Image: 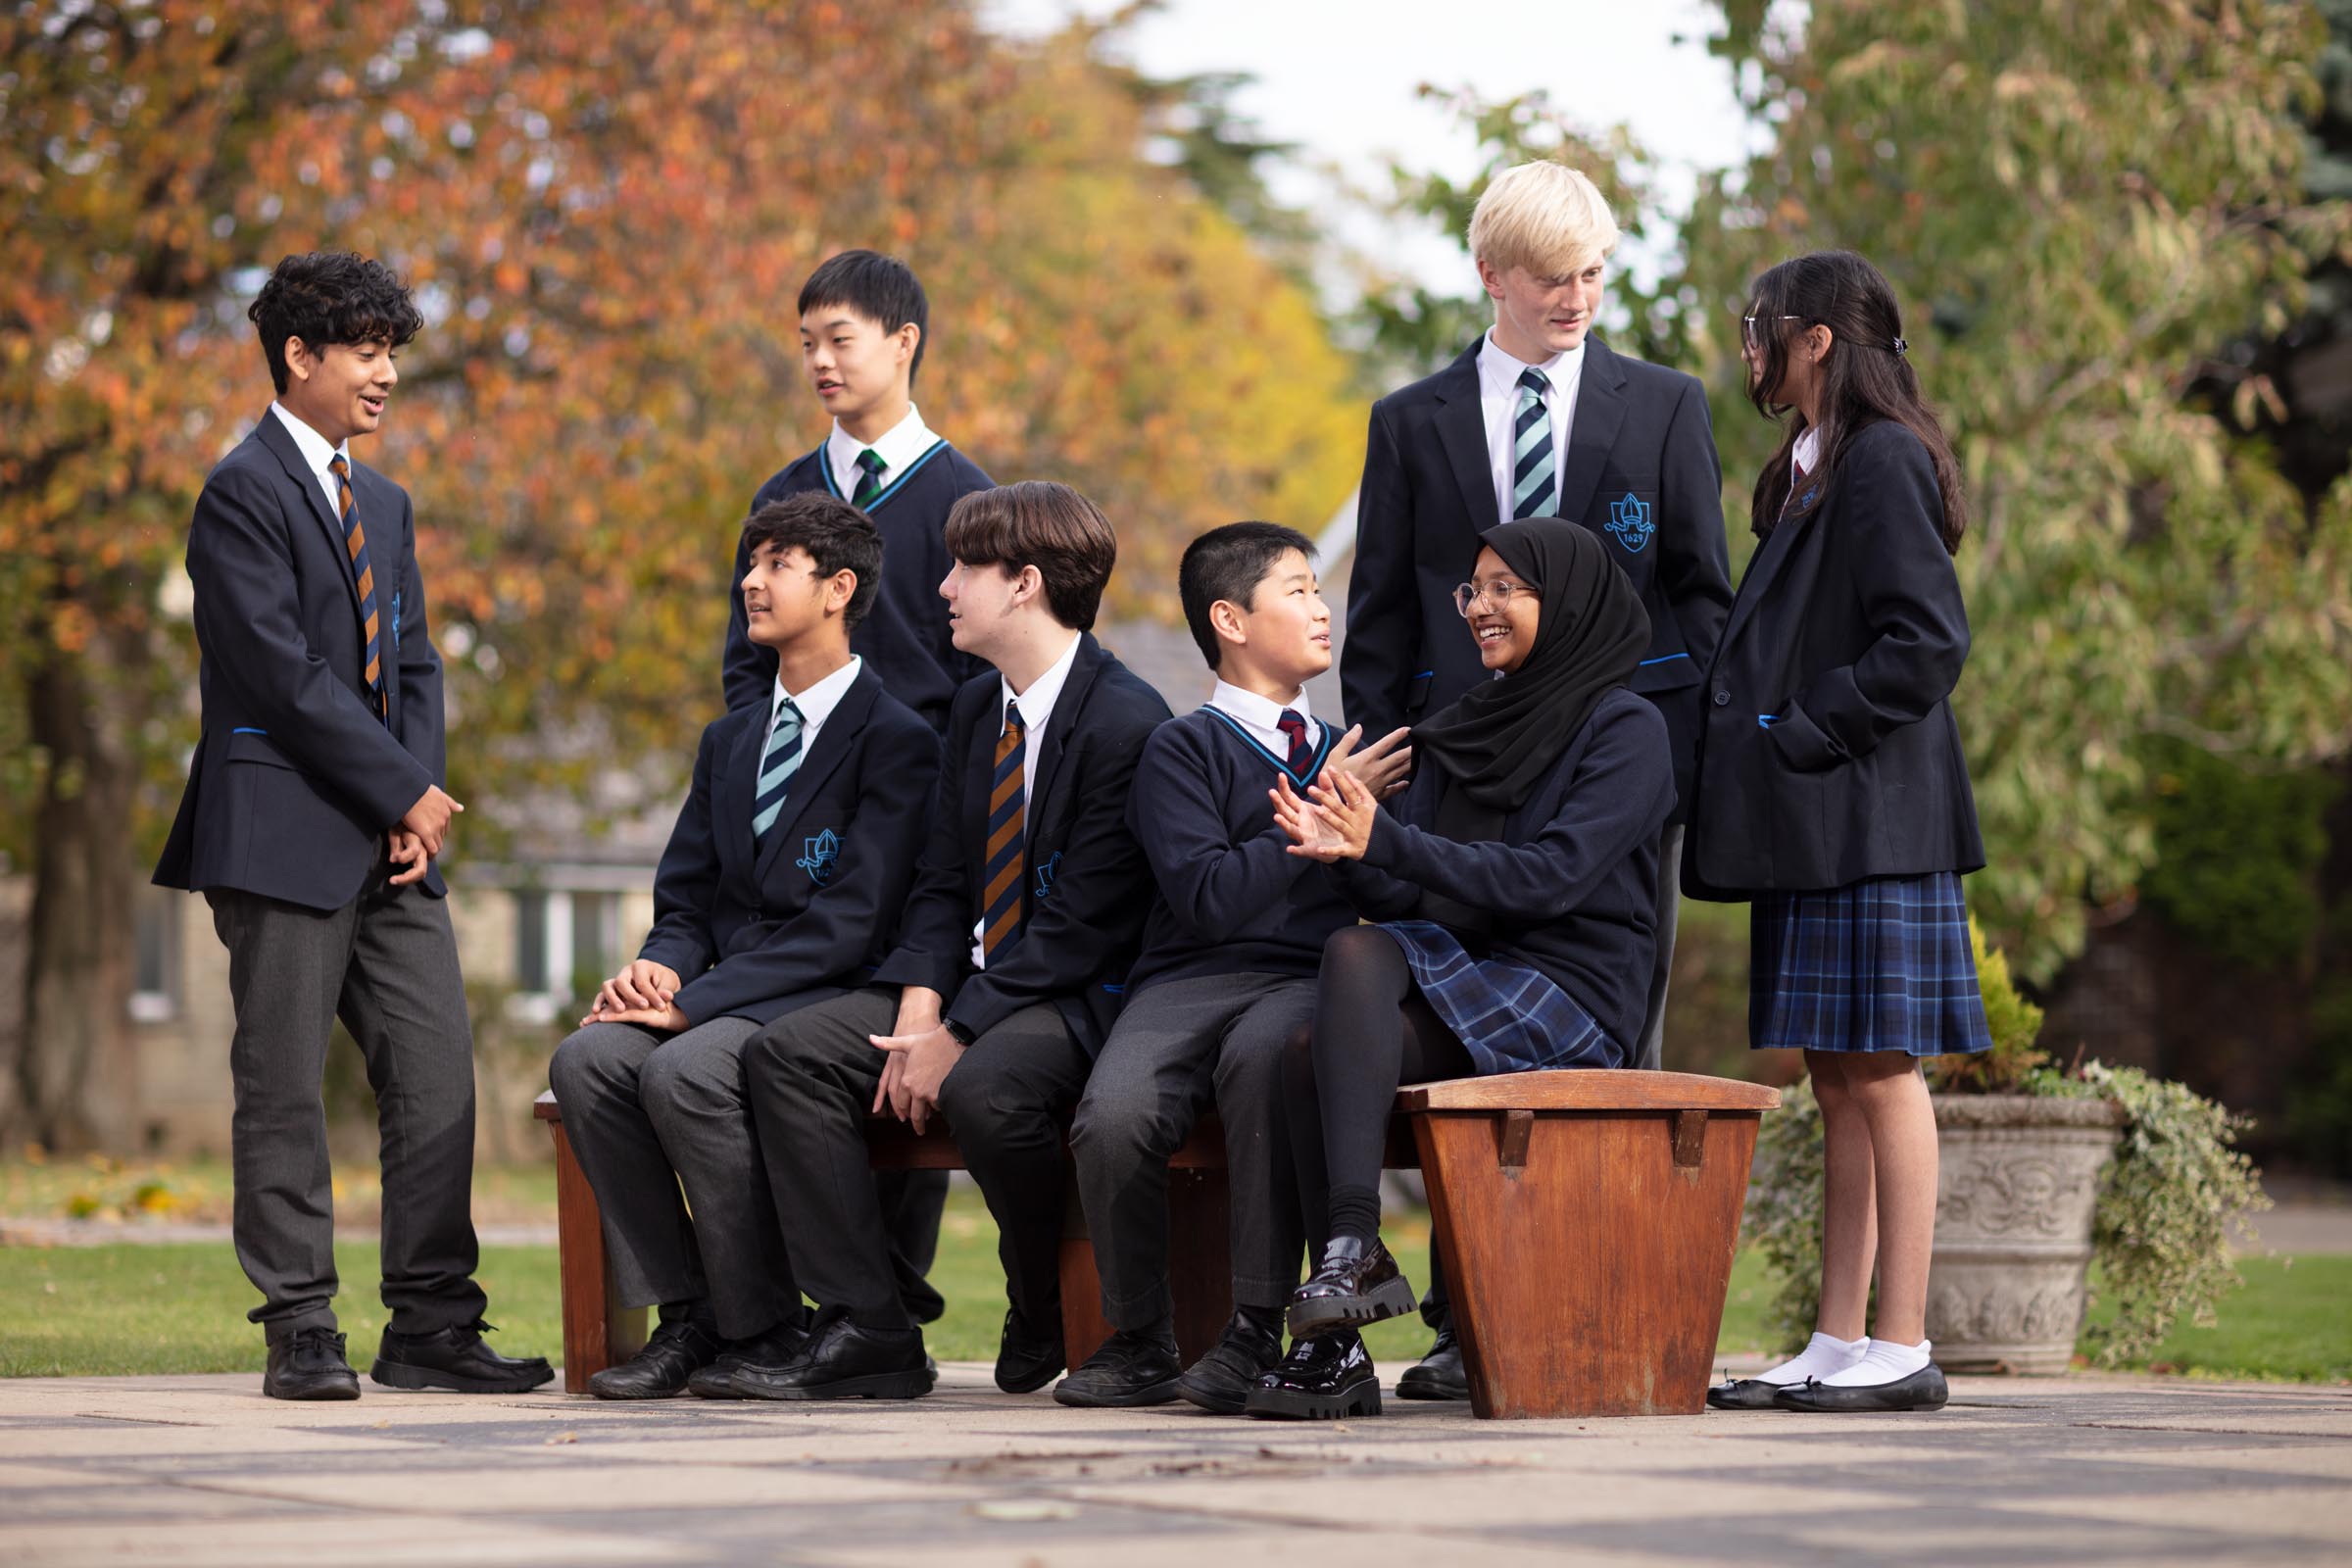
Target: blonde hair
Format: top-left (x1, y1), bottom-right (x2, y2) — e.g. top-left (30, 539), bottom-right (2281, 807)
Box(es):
top-left (1468, 162), bottom-right (1621, 278)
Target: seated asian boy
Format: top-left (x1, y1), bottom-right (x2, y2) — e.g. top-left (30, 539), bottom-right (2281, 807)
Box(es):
top-left (548, 493), bottom-right (940, 1398)
top-left (733, 481), bottom-right (1171, 1400)
top-left (1055, 522), bottom-right (1410, 1412)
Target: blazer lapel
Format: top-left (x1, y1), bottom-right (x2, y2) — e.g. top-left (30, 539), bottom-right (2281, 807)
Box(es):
top-left (1554, 336), bottom-right (1628, 527)
top-left (1022, 635), bottom-right (1102, 837)
top-left (753, 670), bottom-right (876, 881)
top-left (716, 702), bottom-right (766, 874)
top-left (254, 412), bottom-right (364, 621)
top-left (1431, 343), bottom-right (1500, 537)
top-left (1717, 508), bottom-right (1815, 657)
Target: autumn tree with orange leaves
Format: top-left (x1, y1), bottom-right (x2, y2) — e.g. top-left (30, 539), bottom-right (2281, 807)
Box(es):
top-left (0, 0), bottom-right (1361, 1149)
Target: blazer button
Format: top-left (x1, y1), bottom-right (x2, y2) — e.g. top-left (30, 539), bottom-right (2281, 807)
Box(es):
top-left (1712, 689), bottom-right (1731, 707)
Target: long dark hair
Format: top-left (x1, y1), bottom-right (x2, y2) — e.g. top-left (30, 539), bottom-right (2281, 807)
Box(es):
top-left (1744, 250), bottom-right (1967, 553)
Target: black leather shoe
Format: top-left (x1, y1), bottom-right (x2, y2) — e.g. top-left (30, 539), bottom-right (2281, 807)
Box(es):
top-left (1244, 1331), bottom-right (1381, 1421)
top-left (1395, 1318), bottom-right (1467, 1400)
top-left (1053, 1329), bottom-right (1182, 1408)
top-left (1774, 1365), bottom-right (1950, 1412)
top-left (730, 1311), bottom-right (932, 1401)
top-left (1286, 1237), bottom-right (1416, 1340)
top-left (370, 1319), bottom-right (553, 1394)
top-left (1706, 1377), bottom-right (1788, 1411)
top-left (588, 1313), bottom-right (722, 1400)
top-left (1175, 1306), bottom-right (1285, 1415)
top-left (264, 1327), bottom-right (361, 1401)
top-left (686, 1317), bottom-right (810, 1400)
top-left (995, 1306), bottom-right (1065, 1395)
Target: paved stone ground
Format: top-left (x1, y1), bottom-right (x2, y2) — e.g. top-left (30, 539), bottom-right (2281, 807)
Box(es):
top-left (1, 1364), bottom-right (2346, 1566)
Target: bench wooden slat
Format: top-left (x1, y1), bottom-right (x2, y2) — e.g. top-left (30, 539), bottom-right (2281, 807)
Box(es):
top-left (1398, 1069), bottom-right (1781, 1114)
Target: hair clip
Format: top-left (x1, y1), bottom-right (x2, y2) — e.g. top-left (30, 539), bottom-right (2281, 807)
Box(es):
top-left (1891, 337), bottom-right (1909, 356)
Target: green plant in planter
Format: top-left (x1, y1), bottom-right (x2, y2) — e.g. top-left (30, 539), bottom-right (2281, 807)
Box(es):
top-left (1740, 921), bottom-right (2269, 1364)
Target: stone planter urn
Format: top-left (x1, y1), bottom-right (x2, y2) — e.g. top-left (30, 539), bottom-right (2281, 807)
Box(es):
top-left (1928, 1094), bottom-right (2128, 1373)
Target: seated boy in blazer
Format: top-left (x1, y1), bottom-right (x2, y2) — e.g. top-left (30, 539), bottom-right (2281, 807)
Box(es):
top-left (1338, 161), bottom-right (1735, 1397)
top-left (737, 481), bottom-right (1171, 1401)
top-left (1056, 523), bottom-right (1409, 1413)
top-left (548, 493), bottom-right (940, 1399)
top-left (156, 251), bottom-right (551, 1401)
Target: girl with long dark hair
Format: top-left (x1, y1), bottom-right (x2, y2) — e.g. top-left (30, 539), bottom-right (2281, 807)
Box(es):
top-left (1691, 250), bottom-right (1991, 1414)
top-left (1243, 517), bottom-right (1673, 1420)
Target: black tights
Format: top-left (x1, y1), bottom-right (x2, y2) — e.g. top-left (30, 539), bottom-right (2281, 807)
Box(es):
top-left (1283, 925), bottom-right (1474, 1250)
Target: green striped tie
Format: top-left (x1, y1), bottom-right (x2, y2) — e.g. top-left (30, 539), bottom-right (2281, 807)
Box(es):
top-left (852, 448), bottom-right (887, 509)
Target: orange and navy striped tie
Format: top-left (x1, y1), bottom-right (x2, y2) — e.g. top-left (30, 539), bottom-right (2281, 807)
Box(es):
top-left (328, 453), bottom-right (385, 720)
top-left (981, 700), bottom-right (1026, 961)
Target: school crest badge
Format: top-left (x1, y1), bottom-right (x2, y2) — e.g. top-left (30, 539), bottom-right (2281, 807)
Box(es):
top-left (1034, 851), bottom-right (1063, 901)
top-left (796, 828), bottom-right (841, 885)
top-left (1606, 491), bottom-right (1655, 554)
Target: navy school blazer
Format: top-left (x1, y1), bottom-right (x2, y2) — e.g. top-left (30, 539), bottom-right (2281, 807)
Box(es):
top-left (1332, 687), bottom-right (1673, 1055)
top-left (154, 412), bottom-right (448, 909)
top-left (1341, 334), bottom-right (1734, 821)
top-left (638, 664), bottom-right (941, 1027)
top-left (1684, 419), bottom-right (1985, 898)
top-left (871, 633), bottom-right (1172, 1056)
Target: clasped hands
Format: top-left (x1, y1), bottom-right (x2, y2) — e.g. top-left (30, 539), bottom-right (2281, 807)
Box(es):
top-left (580, 958), bottom-right (688, 1032)
top-left (1270, 720), bottom-right (1408, 862)
top-left (387, 783), bottom-right (466, 887)
top-left (869, 986), bottom-right (960, 1134)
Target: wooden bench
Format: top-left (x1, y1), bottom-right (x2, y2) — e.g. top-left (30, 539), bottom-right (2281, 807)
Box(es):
top-left (533, 1068), bottom-right (1774, 1418)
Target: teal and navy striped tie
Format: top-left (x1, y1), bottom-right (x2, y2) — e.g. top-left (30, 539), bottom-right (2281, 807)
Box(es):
top-left (1511, 367), bottom-right (1556, 518)
top-left (852, 448), bottom-right (887, 509)
top-left (751, 696), bottom-right (805, 842)
top-left (981, 700), bottom-right (1026, 960)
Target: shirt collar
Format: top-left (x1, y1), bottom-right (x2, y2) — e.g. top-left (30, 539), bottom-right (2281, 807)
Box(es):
top-left (1208, 679), bottom-right (1312, 735)
top-left (825, 404), bottom-right (935, 490)
top-left (270, 402), bottom-right (350, 483)
top-left (1004, 630), bottom-right (1083, 734)
top-left (1478, 330), bottom-right (1584, 399)
top-left (1792, 425), bottom-right (1824, 477)
top-left (772, 654), bottom-right (862, 731)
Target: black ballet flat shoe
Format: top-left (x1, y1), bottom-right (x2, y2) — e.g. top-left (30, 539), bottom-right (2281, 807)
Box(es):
top-left (1705, 1377), bottom-right (1788, 1411)
top-left (1244, 1331), bottom-right (1381, 1422)
top-left (1285, 1237), bottom-right (1417, 1340)
top-left (1395, 1321), bottom-right (1468, 1401)
top-left (1176, 1307), bottom-right (1285, 1415)
top-left (1773, 1365), bottom-right (1950, 1412)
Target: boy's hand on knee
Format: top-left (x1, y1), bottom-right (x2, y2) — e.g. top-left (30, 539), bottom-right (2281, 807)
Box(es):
top-left (867, 1024), bottom-right (964, 1134)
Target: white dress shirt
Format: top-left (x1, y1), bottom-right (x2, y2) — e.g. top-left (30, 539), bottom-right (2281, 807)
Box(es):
top-left (1206, 680), bottom-right (1321, 757)
top-left (765, 655), bottom-right (863, 762)
top-left (270, 402), bottom-right (351, 516)
top-left (970, 631), bottom-right (1084, 967)
top-left (1792, 425), bottom-right (1823, 481)
top-left (1477, 331), bottom-right (1585, 523)
top-left (827, 404), bottom-right (938, 500)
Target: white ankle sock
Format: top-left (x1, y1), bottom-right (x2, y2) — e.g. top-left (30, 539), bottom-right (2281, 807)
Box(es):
top-left (1818, 1338), bottom-right (1933, 1388)
top-left (1754, 1331), bottom-right (1869, 1387)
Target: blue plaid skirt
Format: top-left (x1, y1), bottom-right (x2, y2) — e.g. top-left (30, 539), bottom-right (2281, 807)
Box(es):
top-left (1382, 919), bottom-right (1623, 1075)
top-left (1749, 872), bottom-right (1992, 1055)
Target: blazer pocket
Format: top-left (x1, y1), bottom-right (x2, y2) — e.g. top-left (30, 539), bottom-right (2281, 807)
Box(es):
top-left (224, 730), bottom-right (298, 770)
top-left (1764, 705), bottom-right (1843, 773)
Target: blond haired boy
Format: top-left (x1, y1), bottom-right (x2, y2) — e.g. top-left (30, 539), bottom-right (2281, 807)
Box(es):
top-left (1337, 158), bottom-right (1734, 1396)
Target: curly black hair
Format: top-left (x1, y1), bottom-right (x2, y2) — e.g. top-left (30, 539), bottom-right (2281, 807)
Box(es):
top-left (741, 492), bottom-right (886, 632)
top-left (248, 252), bottom-right (423, 394)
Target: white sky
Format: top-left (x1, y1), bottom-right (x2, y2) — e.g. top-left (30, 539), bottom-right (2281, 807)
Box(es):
top-left (981, 0), bottom-right (1767, 301)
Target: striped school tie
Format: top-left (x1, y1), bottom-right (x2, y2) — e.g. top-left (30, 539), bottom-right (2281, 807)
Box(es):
top-left (981, 699), bottom-right (1026, 960)
top-left (852, 448), bottom-right (887, 509)
top-left (1277, 709), bottom-right (1314, 777)
top-left (1511, 367), bottom-right (1556, 519)
top-left (327, 454), bottom-right (385, 718)
top-left (751, 696), bottom-right (805, 841)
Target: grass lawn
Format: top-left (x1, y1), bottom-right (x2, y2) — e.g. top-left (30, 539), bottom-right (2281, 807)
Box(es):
top-left (5, 1192), bottom-right (2341, 1384)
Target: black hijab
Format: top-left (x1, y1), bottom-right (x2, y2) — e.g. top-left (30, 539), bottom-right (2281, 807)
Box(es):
top-left (1412, 517), bottom-right (1651, 819)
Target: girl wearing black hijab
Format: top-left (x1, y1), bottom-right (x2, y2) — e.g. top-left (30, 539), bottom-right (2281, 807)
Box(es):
top-left (1242, 517), bottom-right (1672, 1421)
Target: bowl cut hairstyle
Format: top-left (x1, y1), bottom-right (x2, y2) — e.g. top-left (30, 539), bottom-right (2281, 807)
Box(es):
top-left (944, 481), bottom-right (1118, 632)
top-left (1468, 161), bottom-right (1622, 281)
top-left (740, 492), bottom-right (886, 631)
top-left (248, 251), bottom-right (424, 395)
top-left (799, 249), bottom-right (930, 386)
top-left (1177, 521), bottom-right (1318, 670)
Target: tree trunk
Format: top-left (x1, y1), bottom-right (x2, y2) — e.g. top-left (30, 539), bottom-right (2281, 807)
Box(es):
top-left (10, 642), bottom-right (142, 1153)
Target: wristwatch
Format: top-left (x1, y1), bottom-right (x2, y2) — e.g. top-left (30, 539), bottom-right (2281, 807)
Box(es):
top-left (941, 1017), bottom-right (976, 1047)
